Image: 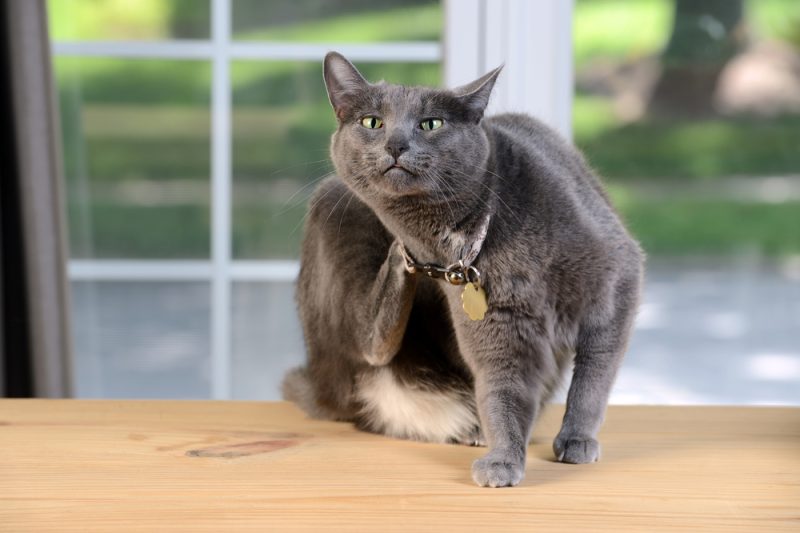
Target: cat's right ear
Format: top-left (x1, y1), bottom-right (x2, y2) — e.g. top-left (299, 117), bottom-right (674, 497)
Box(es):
top-left (323, 52), bottom-right (369, 121)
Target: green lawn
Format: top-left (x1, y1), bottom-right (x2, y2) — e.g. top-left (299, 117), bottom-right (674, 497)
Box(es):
top-left (52, 0), bottom-right (800, 260)
top-left (613, 194), bottom-right (800, 257)
top-left (576, 110), bottom-right (800, 182)
top-left (573, 0), bottom-right (798, 68)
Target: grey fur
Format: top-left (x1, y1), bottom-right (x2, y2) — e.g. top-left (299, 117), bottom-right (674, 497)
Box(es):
top-left (283, 52), bottom-right (644, 487)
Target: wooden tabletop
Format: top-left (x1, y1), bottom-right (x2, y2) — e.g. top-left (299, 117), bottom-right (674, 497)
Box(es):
top-left (1, 400), bottom-right (797, 532)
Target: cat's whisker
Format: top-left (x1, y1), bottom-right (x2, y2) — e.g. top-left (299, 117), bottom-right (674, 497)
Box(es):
top-left (426, 164), bottom-right (497, 223)
top-left (267, 158), bottom-right (332, 178)
top-left (273, 169), bottom-right (337, 217)
top-left (289, 177), bottom-right (342, 236)
top-left (336, 191), bottom-right (356, 241)
top-left (425, 169), bottom-right (457, 224)
top-left (434, 161), bottom-right (523, 225)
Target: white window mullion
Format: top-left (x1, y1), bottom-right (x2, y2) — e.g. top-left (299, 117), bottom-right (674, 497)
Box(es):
top-left (444, 0), bottom-right (574, 139)
top-left (53, 41), bottom-right (214, 59)
top-left (210, 0), bottom-right (232, 400)
top-left (228, 42), bottom-right (440, 62)
top-left (53, 41), bottom-right (441, 62)
top-left (68, 260), bottom-right (213, 280)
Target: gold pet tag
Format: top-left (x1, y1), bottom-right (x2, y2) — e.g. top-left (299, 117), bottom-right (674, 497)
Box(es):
top-left (461, 282), bottom-right (488, 321)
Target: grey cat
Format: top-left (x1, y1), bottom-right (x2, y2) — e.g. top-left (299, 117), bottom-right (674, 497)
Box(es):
top-left (283, 52), bottom-right (643, 487)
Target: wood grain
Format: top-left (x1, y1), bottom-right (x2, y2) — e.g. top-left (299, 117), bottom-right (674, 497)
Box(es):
top-left (0, 400), bottom-right (798, 532)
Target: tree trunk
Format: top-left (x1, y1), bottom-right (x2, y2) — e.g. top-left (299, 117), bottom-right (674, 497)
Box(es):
top-left (648, 0), bottom-right (747, 118)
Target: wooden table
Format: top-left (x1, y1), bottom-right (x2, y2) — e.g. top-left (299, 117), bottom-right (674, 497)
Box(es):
top-left (1, 400), bottom-right (798, 531)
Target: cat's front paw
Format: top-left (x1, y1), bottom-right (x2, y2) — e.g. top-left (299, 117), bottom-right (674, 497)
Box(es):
top-left (553, 435), bottom-right (600, 464)
top-left (471, 452), bottom-right (525, 487)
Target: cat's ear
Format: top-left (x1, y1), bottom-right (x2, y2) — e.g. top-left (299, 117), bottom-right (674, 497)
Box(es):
top-left (323, 52), bottom-right (369, 121)
top-left (452, 65), bottom-right (503, 122)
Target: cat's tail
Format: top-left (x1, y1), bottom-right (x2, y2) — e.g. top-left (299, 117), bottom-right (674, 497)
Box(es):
top-left (281, 366), bottom-right (328, 419)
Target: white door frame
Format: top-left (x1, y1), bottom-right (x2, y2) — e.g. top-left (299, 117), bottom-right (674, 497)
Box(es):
top-left (444, 0), bottom-right (573, 138)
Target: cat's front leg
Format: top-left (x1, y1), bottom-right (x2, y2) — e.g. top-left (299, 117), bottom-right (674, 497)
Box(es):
top-left (358, 240), bottom-right (418, 366)
top-left (463, 315), bottom-right (549, 487)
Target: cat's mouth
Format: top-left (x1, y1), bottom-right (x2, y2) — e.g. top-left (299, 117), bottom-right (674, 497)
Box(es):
top-left (376, 161), bottom-right (428, 196)
top-left (382, 163), bottom-right (415, 179)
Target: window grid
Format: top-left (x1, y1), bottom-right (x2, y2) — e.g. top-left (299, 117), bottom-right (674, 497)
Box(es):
top-left (54, 0), bottom-right (443, 399)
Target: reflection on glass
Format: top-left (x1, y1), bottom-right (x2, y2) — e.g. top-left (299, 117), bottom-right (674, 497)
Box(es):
top-left (231, 61), bottom-right (440, 259)
top-left (231, 282), bottom-right (304, 400)
top-left (72, 281), bottom-right (211, 398)
top-left (574, 0), bottom-right (800, 405)
top-left (48, 0), bottom-right (210, 41)
top-left (232, 0), bottom-right (442, 42)
top-left (56, 57), bottom-right (211, 258)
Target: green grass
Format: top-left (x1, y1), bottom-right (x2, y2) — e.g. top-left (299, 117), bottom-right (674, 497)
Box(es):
top-left (47, 0), bottom-right (441, 43)
top-left (51, 0), bottom-right (800, 259)
top-left (612, 193), bottom-right (800, 257)
top-left (577, 114), bottom-right (800, 181)
top-left (68, 203), bottom-right (210, 258)
top-left (748, 0), bottom-right (800, 45)
top-left (572, 95), bottom-right (618, 142)
top-left (233, 3), bottom-right (442, 43)
top-left (574, 0), bottom-right (672, 68)
top-left (573, 0), bottom-right (799, 68)
top-left (48, 0), bottom-right (175, 40)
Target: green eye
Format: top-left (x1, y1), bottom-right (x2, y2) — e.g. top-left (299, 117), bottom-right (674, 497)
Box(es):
top-left (420, 118), bottom-right (443, 131)
top-left (360, 116), bottom-right (383, 129)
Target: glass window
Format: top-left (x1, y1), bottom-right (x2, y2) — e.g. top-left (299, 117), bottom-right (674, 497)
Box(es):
top-left (56, 57), bottom-right (212, 259)
top-left (574, 0), bottom-right (800, 405)
top-left (72, 281), bottom-right (212, 398)
top-left (51, 0), bottom-right (445, 400)
top-left (48, 0), bottom-right (211, 41)
top-left (231, 0), bottom-right (442, 42)
top-left (231, 282), bottom-right (304, 400)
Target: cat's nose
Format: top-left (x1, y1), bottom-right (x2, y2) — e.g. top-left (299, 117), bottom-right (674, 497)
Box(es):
top-left (385, 138), bottom-right (409, 159)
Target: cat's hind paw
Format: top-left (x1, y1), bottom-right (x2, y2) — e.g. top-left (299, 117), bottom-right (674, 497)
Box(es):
top-left (449, 426), bottom-right (486, 447)
top-left (553, 435), bottom-right (600, 464)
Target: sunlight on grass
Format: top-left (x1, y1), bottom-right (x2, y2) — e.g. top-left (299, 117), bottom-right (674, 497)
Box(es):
top-left (574, 0), bottom-right (797, 70)
top-left (49, 0), bottom-right (176, 40)
top-left (748, 0), bottom-right (800, 44)
top-left (233, 3), bottom-right (442, 43)
top-left (574, 0), bottom-right (671, 68)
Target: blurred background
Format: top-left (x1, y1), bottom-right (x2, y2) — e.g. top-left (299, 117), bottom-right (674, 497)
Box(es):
top-left (48, 0), bottom-right (799, 403)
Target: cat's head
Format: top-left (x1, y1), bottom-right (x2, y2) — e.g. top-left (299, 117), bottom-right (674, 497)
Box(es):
top-left (323, 51), bottom-right (501, 202)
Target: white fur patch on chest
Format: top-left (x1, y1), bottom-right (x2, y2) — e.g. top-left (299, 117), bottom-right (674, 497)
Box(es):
top-left (357, 367), bottom-right (478, 444)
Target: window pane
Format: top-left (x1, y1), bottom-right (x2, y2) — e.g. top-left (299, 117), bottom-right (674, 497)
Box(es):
top-left (232, 0), bottom-right (442, 42)
top-left (574, 0), bottom-right (800, 404)
top-left (72, 281), bottom-right (211, 398)
top-left (56, 58), bottom-right (211, 259)
top-left (231, 282), bottom-right (304, 400)
top-left (48, 0), bottom-right (210, 41)
top-left (231, 61), bottom-right (441, 259)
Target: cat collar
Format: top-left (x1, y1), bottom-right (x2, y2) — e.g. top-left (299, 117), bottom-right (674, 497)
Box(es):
top-left (397, 210), bottom-right (491, 286)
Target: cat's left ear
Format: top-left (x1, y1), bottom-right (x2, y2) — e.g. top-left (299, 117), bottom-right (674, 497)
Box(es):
top-left (323, 52), bottom-right (369, 121)
top-left (452, 65), bottom-right (503, 122)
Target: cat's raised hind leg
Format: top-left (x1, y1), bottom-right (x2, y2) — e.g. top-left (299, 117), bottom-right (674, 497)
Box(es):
top-left (358, 240), bottom-right (418, 367)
